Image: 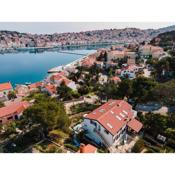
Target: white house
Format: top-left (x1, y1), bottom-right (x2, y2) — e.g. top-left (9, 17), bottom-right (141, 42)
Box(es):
top-left (120, 64), bottom-right (141, 79)
top-left (139, 45), bottom-right (164, 58)
top-left (0, 101), bottom-right (30, 124)
top-left (0, 82), bottom-right (13, 96)
top-left (0, 82), bottom-right (13, 102)
top-left (83, 100), bottom-right (142, 147)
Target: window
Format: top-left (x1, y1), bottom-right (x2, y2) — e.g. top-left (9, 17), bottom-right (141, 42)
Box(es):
top-left (7, 116), bottom-right (13, 120)
top-left (121, 128), bottom-right (125, 134)
top-left (15, 115), bottom-right (18, 120)
top-left (104, 129), bottom-right (109, 135)
top-left (0, 120), bottom-right (2, 123)
top-left (114, 134), bottom-right (119, 140)
top-left (90, 120), bottom-right (97, 127)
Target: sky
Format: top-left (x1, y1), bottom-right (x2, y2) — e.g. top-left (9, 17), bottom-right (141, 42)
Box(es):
top-left (0, 22), bottom-right (175, 34)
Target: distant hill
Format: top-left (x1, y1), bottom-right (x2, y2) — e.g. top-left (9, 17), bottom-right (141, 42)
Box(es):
top-left (157, 25), bottom-right (175, 34)
top-left (150, 31), bottom-right (175, 49)
top-left (0, 24), bottom-right (175, 50)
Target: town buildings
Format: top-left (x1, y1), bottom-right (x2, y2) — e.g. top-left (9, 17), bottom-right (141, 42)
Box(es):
top-left (0, 101), bottom-right (30, 124)
top-left (139, 45), bottom-right (164, 58)
top-left (15, 85), bottom-right (30, 97)
top-left (0, 82), bottom-right (13, 102)
top-left (0, 82), bottom-right (13, 95)
top-left (83, 100), bottom-right (143, 147)
top-left (50, 73), bottom-right (77, 91)
top-left (42, 83), bottom-right (57, 96)
top-left (28, 82), bottom-right (43, 92)
top-left (120, 64), bottom-right (142, 79)
top-left (110, 76), bottom-right (121, 84)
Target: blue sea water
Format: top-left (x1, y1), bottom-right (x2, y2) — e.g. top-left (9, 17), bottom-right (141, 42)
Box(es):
top-left (0, 49), bottom-right (95, 86)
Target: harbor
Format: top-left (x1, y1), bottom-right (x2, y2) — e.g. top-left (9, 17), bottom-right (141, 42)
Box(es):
top-left (0, 49), bottom-right (96, 86)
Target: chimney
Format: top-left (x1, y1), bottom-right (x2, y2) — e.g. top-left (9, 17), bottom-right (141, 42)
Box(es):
top-left (80, 143), bottom-right (86, 153)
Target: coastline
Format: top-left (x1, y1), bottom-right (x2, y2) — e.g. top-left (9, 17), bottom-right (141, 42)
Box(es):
top-left (47, 51), bottom-right (97, 73)
top-left (0, 42), bottom-right (118, 54)
top-left (0, 49), bottom-right (97, 87)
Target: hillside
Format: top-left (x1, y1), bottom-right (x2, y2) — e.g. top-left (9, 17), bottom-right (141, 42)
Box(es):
top-left (150, 31), bottom-right (175, 50)
top-left (0, 25), bottom-right (175, 50)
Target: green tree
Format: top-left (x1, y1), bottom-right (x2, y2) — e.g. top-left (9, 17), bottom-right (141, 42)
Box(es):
top-left (23, 95), bottom-right (70, 132)
top-left (8, 91), bottom-right (17, 100)
top-left (141, 113), bottom-right (167, 137)
top-left (152, 79), bottom-right (175, 105)
top-left (132, 138), bottom-right (145, 153)
top-left (57, 82), bottom-right (78, 101)
top-left (117, 79), bottom-right (133, 99)
top-left (4, 121), bottom-right (17, 136)
top-left (132, 77), bottom-right (157, 102)
top-left (78, 84), bottom-right (90, 95)
top-left (0, 101), bottom-right (4, 108)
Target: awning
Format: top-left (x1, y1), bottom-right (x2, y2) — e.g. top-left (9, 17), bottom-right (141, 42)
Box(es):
top-left (127, 118), bottom-right (143, 133)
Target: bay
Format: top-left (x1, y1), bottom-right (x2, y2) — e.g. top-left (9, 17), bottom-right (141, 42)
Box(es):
top-left (0, 49), bottom-right (95, 86)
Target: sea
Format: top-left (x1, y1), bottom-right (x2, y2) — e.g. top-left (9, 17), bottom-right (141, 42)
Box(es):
top-left (0, 49), bottom-right (96, 86)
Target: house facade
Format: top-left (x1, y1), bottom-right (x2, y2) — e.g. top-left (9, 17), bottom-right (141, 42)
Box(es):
top-left (15, 85), bottom-right (30, 97)
top-left (120, 64), bottom-right (142, 79)
top-left (50, 73), bottom-right (77, 91)
top-left (0, 82), bottom-right (13, 101)
top-left (139, 45), bottom-right (164, 58)
top-left (0, 101), bottom-right (30, 124)
top-left (83, 100), bottom-right (142, 147)
top-left (41, 83), bottom-right (57, 96)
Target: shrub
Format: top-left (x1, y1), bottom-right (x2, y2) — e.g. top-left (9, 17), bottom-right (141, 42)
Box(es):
top-left (132, 139), bottom-right (145, 153)
top-left (64, 143), bottom-right (79, 152)
top-left (166, 139), bottom-right (175, 149)
top-left (48, 130), bottom-right (68, 140)
top-left (144, 148), bottom-right (156, 153)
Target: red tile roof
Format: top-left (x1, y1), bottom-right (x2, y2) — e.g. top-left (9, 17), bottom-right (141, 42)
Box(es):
top-left (77, 144), bottom-right (97, 153)
top-left (28, 82), bottom-right (42, 90)
top-left (44, 84), bottom-right (57, 95)
top-left (51, 74), bottom-right (72, 86)
top-left (0, 82), bottom-right (13, 91)
top-left (0, 101), bottom-right (30, 118)
top-left (81, 56), bottom-right (96, 67)
top-left (127, 118), bottom-right (143, 133)
top-left (84, 100), bottom-right (137, 135)
top-left (110, 76), bottom-right (121, 82)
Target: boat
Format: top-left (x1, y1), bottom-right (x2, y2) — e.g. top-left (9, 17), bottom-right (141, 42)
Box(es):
top-left (25, 82), bottom-right (32, 85)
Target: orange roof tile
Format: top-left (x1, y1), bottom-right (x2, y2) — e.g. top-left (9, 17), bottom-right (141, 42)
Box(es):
top-left (77, 144), bottom-right (97, 153)
top-left (127, 118), bottom-right (143, 133)
top-left (110, 76), bottom-right (121, 82)
top-left (44, 84), bottom-right (57, 95)
top-left (0, 101), bottom-right (30, 118)
top-left (28, 82), bottom-right (42, 89)
top-left (84, 100), bottom-right (137, 135)
top-left (0, 82), bottom-right (13, 91)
